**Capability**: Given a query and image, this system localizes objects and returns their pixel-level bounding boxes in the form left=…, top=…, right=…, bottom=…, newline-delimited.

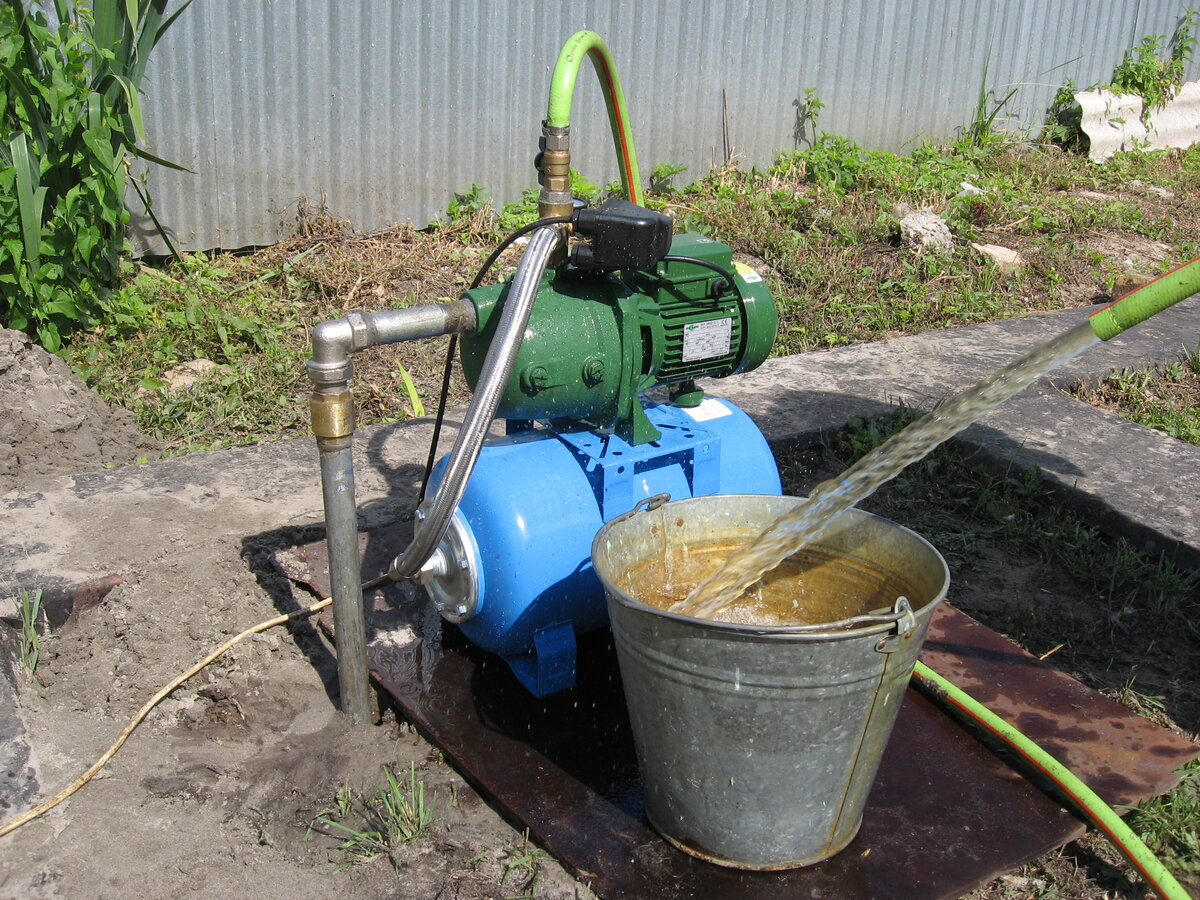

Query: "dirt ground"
left=0, top=328, right=161, bottom=493
left=0, top=339, right=592, bottom=899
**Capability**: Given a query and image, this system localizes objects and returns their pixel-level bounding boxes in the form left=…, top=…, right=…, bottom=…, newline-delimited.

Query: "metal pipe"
left=308, top=301, right=476, bottom=384
left=307, top=299, right=476, bottom=724
left=389, top=225, right=561, bottom=580
left=316, top=433, right=372, bottom=723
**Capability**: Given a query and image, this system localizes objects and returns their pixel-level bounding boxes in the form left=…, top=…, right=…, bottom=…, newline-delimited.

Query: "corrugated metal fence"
left=130, top=0, right=1200, bottom=253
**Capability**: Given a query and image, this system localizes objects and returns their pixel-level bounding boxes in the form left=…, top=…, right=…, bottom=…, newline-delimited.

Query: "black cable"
left=657, top=255, right=744, bottom=302
left=416, top=215, right=573, bottom=503
left=417, top=333, right=458, bottom=504
left=470, top=215, right=573, bottom=292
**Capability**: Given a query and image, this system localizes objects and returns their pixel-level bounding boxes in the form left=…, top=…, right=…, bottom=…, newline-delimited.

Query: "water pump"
left=307, top=31, right=783, bottom=719
left=418, top=214, right=781, bottom=695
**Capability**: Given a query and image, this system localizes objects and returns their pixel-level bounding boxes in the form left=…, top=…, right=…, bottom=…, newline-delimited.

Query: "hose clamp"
left=541, top=121, right=570, bottom=150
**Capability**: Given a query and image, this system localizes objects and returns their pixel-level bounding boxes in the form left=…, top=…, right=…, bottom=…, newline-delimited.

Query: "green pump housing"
left=459, top=234, right=776, bottom=445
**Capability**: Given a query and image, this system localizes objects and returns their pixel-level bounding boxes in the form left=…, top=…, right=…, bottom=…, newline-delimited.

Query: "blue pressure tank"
left=422, top=397, right=780, bottom=695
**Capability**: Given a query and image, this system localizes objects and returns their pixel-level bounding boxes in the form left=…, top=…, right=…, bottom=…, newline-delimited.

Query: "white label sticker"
left=683, top=398, right=733, bottom=422
left=734, top=261, right=763, bottom=284
left=681, top=317, right=732, bottom=362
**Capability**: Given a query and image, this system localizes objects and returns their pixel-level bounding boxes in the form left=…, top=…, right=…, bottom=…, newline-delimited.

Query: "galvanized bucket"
left=591, top=493, right=949, bottom=870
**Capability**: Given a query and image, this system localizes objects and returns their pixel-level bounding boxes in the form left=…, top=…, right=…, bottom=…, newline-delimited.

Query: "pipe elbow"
left=308, top=318, right=355, bottom=386
left=307, top=301, right=476, bottom=389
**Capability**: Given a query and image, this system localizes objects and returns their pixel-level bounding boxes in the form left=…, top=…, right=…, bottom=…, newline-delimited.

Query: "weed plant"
left=499, top=840, right=554, bottom=899
left=309, top=762, right=434, bottom=871
left=0, top=0, right=189, bottom=350
left=1045, top=8, right=1199, bottom=144
left=1108, top=9, right=1199, bottom=118
left=1070, top=344, right=1200, bottom=446
left=19, top=587, right=42, bottom=673
left=1127, top=758, right=1200, bottom=878
left=65, top=253, right=311, bottom=453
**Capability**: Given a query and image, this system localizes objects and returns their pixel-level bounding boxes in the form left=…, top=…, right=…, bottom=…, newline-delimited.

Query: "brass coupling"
left=539, top=148, right=570, bottom=192
left=310, top=388, right=355, bottom=440
left=538, top=122, right=574, bottom=219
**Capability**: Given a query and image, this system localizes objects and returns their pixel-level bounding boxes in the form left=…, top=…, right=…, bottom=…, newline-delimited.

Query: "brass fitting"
left=539, top=149, right=570, bottom=179
left=310, top=389, right=355, bottom=440
left=537, top=122, right=574, bottom=219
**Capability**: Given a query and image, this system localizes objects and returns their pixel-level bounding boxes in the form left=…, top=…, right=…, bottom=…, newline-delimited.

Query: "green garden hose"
left=546, top=30, right=642, bottom=204
left=911, top=661, right=1190, bottom=900
left=1089, top=255, right=1200, bottom=341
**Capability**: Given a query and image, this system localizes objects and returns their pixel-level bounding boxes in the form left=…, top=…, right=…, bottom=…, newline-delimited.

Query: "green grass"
left=815, top=411, right=1200, bottom=625
left=19, top=587, right=43, bottom=674
left=60, top=212, right=509, bottom=454
left=787, top=412, right=1200, bottom=897
left=500, top=841, right=555, bottom=899
left=64, top=256, right=309, bottom=454
left=660, top=139, right=1199, bottom=354
left=1071, top=344, right=1200, bottom=447
left=48, top=130, right=1200, bottom=455
left=1127, top=759, right=1200, bottom=877
left=307, top=762, right=435, bottom=870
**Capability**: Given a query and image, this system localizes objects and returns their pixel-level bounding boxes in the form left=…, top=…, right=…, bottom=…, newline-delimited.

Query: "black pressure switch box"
left=571, top=199, right=673, bottom=271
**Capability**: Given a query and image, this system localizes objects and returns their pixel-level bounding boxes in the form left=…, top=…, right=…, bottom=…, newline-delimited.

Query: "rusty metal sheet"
left=920, top=603, right=1199, bottom=807
left=279, top=535, right=1197, bottom=899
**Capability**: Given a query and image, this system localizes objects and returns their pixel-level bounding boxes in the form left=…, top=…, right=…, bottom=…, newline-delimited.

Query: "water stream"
left=674, top=320, right=1102, bottom=619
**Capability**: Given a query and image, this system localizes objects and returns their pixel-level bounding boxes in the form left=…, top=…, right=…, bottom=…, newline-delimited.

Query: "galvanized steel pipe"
left=308, top=302, right=476, bottom=385
left=307, top=299, right=476, bottom=725
left=316, top=434, right=371, bottom=722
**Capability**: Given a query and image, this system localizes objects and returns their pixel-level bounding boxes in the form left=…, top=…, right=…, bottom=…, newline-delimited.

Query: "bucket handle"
left=603, top=501, right=920, bottom=643
left=874, top=596, right=918, bottom=652
left=608, top=492, right=671, bottom=525
left=771, top=594, right=916, bottom=636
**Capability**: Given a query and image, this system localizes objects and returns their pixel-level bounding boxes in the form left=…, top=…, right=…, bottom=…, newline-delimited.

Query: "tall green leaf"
left=9, top=133, right=46, bottom=271
left=0, top=0, right=193, bottom=349
left=0, top=63, right=50, bottom=151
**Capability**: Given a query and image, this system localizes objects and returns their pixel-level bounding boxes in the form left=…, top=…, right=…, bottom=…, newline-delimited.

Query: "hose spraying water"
left=677, top=256, right=1200, bottom=619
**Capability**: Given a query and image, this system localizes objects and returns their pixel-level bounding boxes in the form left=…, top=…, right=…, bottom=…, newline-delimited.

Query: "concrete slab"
left=1079, top=82, right=1200, bottom=162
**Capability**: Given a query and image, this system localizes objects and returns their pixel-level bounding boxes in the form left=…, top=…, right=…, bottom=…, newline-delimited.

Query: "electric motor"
left=459, top=233, right=776, bottom=445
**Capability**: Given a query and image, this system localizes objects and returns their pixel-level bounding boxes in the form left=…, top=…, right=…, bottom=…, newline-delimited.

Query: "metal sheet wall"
left=130, top=0, right=1200, bottom=253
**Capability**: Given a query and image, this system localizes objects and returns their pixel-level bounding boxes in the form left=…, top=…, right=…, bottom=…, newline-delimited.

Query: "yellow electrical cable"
left=0, top=597, right=332, bottom=839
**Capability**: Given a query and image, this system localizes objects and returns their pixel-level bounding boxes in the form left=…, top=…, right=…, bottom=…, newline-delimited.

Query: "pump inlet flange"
left=418, top=512, right=482, bottom=623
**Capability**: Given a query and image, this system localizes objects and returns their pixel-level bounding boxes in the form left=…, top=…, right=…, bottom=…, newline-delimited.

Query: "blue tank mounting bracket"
left=557, top=413, right=721, bottom=521
left=504, top=621, right=577, bottom=697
